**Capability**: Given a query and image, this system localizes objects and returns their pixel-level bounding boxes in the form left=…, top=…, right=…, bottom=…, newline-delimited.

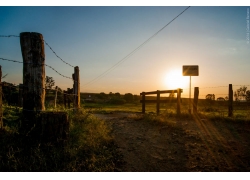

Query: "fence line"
left=0, top=57, right=74, bottom=81
left=0, top=35, right=74, bottom=68
left=1, top=82, right=79, bottom=97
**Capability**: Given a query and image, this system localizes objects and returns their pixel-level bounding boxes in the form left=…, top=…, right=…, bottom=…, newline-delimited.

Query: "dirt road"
left=95, top=112, right=250, bottom=172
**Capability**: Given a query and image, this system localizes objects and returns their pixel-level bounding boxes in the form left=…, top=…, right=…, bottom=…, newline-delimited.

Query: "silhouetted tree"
left=234, top=91, right=239, bottom=101
left=246, top=90, right=250, bottom=102
left=45, top=76, right=55, bottom=90
left=206, top=94, right=215, bottom=101
left=235, top=86, right=247, bottom=101
left=124, top=93, right=133, bottom=102
left=115, top=92, right=121, bottom=97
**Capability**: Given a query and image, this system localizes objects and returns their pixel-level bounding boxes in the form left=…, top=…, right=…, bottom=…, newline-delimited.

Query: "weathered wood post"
left=63, top=90, right=67, bottom=109
left=0, top=66, right=3, bottom=129
left=177, top=88, right=181, bottom=115
left=18, top=84, right=23, bottom=107
left=156, top=90, right=160, bottom=115
left=38, top=112, right=69, bottom=143
left=20, top=32, right=45, bottom=111
left=228, top=84, right=233, bottom=117
left=193, top=87, right=199, bottom=114
left=142, top=92, right=145, bottom=114
left=67, top=88, right=71, bottom=109
left=54, top=86, right=58, bottom=108
left=20, top=32, right=45, bottom=129
left=73, top=66, right=80, bottom=111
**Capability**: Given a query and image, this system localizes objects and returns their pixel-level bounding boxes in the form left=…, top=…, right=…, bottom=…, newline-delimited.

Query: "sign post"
left=182, top=65, right=199, bottom=113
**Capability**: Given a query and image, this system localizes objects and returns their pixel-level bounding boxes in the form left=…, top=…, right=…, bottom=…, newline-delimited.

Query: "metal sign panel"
left=182, top=65, right=199, bottom=76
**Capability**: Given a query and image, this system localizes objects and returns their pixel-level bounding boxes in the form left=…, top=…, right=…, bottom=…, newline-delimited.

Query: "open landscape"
left=1, top=94, right=250, bottom=171
left=1, top=6, right=250, bottom=173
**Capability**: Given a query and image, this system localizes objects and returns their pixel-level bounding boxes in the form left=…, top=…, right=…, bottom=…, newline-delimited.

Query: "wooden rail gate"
left=140, top=89, right=183, bottom=115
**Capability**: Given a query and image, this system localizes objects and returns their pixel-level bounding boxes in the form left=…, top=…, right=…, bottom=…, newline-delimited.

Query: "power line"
left=83, top=6, right=191, bottom=87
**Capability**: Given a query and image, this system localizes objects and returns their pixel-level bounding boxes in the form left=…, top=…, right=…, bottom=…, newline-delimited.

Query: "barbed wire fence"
left=0, top=33, right=81, bottom=115
left=1, top=34, right=250, bottom=119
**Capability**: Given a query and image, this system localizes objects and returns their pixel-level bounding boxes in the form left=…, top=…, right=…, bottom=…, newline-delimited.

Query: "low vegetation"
left=0, top=108, right=122, bottom=172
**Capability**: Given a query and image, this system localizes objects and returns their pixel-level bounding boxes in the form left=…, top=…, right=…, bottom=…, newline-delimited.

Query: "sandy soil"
left=94, top=112, right=250, bottom=172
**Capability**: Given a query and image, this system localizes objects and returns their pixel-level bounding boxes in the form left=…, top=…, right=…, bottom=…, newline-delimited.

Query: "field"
left=1, top=99, right=250, bottom=171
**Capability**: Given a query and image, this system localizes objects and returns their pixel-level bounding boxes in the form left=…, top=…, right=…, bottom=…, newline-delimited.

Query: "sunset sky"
left=0, top=3, right=249, bottom=99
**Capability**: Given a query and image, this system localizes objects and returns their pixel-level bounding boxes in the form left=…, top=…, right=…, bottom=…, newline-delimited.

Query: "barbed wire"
left=0, top=57, right=74, bottom=81
left=1, top=82, right=79, bottom=96
left=0, top=35, right=20, bottom=38
left=0, top=35, right=74, bottom=68
left=43, top=40, right=74, bottom=68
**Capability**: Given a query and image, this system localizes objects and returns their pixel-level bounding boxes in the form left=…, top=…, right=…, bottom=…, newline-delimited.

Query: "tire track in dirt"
left=94, top=112, right=250, bottom=172
left=95, top=113, right=188, bottom=171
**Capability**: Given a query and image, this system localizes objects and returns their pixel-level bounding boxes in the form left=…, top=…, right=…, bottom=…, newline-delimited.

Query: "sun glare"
left=164, top=69, right=188, bottom=90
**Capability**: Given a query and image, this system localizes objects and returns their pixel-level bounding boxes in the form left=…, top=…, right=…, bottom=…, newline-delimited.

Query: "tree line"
left=205, top=86, right=250, bottom=102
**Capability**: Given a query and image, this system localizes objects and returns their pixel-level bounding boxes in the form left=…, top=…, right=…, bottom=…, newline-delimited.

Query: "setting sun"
left=164, top=69, right=189, bottom=89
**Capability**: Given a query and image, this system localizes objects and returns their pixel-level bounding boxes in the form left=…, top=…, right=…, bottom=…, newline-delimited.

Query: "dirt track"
left=95, top=112, right=250, bottom=172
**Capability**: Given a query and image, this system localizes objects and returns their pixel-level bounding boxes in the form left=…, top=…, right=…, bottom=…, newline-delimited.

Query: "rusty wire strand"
left=0, top=57, right=74, bottom=81
left=0, top=35, right=74, bottom=68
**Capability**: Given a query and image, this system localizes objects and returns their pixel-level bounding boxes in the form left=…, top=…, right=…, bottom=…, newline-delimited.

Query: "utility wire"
left=83, top=6, right=191, bottom=86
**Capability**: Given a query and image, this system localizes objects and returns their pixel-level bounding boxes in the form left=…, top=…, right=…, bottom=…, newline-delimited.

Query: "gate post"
left=142, top=92, right=145, bottom=114
left=156, top=90, right=160, bottom=115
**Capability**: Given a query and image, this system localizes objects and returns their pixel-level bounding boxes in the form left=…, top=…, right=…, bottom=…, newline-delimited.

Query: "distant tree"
left=225, top=96, right=229, bottom=101
left=45, top=76, right=55, bottom=90
left=133, top=94, right=139, bottom=101
left=206, top=94, right=215, bottom=101
left=234, top=91, right=239, bottom=101
left=124, top=93, right=133, bottom=102
left=97, top=92, right=106, bottom=100
left=246, top=90, right=250, bottom=102
left=114, top=92, right=121, bottom=97
left=235, top=86, right=247, bottom=101
left=217, top=97, right=225, bottom=101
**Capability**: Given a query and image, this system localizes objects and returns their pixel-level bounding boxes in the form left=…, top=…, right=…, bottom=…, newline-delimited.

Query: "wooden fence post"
left=63, top=90, right=67, bottom=109
left=73, top=66, right=80, bottom=110
left=142, top=92, right=145, bottom=114
left=20, top=32, right=45, bottom=129
left=18, top=84, right=23, bottom=107
left=193, top=87, right=199, bottom=114
left=67, top=88, right=71, bottom=109
left=54, top=86, right=58, bottom=108
left=38, top=112, right=69, bottom=143
left=0, top=66, right=3, bottom=129
left=156, top=90, right=160, bottom=115
left=177, top=88, right=181, bottom=115
left=228, top=84, right=233, bottom=117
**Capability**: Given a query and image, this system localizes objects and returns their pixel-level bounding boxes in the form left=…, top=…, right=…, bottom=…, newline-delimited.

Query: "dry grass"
left=0, top=108, right=122, bottom=172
